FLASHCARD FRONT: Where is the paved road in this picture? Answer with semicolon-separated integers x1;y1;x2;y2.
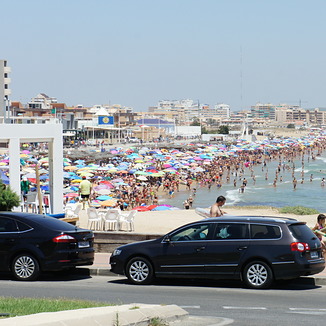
0;273;325;325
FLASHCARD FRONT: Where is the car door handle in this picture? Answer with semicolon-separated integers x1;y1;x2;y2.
238;246;248;251
195;246;206;252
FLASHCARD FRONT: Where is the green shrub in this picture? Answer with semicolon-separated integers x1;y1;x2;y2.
0;181;20;211
278;206;319;215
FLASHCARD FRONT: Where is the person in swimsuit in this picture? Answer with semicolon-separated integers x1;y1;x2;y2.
312;214;326;254
210;195;227;217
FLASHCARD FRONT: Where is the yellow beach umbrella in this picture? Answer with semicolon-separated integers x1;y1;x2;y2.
100;199;117;207
64;166;78;171
79;172;93;177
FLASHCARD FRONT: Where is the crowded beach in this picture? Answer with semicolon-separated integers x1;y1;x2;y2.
2;133;325;223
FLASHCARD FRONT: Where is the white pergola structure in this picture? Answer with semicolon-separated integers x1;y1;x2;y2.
1;123;63;214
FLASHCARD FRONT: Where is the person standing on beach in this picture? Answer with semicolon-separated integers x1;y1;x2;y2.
79;176;92;209
210;195;226;217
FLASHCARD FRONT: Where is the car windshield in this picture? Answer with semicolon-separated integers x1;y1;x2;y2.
289;224;316;241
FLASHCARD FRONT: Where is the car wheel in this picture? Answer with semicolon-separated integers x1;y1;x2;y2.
243;261;273;289
126;257;154;285
12;254;40;281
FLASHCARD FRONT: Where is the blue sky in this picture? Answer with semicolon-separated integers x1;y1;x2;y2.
1;0;325;111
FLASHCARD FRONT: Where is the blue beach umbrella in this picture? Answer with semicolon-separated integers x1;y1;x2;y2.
152;206;171;211
96;195;112;201
0;170;9;185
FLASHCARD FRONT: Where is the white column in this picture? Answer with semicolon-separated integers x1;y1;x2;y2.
8;137;21;213
8;137;21;198
48;131;64;214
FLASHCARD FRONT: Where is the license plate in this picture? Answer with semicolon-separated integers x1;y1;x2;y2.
310;251;318;259
78;241;90;248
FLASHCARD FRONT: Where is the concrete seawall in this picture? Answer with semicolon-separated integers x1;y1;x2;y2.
94;232;162;252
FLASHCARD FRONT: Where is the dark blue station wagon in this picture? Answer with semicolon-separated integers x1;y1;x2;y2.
110;216;325;288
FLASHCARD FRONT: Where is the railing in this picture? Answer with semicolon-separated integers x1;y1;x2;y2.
0;117;61;124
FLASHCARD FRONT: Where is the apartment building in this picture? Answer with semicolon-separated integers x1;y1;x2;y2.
251;103;276;120
275;107;326;125
201;103;230;121
28;93;58;110
0;60;11;117
150;99;200;124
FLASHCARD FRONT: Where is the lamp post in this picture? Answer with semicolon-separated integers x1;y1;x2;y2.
3;95;9;123
118;110;120;143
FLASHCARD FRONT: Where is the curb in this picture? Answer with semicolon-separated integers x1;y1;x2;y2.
0;304;188;326
83;267;326;286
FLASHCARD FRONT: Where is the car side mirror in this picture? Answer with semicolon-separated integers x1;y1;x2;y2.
163;235;171;243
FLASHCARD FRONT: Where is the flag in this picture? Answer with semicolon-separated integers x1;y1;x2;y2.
98;116;114;125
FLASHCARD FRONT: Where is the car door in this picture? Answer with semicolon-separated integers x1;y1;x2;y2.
0;216;19;270
204;222;250;277
155;222;214;276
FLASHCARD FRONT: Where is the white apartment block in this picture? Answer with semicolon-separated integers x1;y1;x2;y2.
28;93;58;110
201;103;230;121
156;99;199;123
0;59;11;117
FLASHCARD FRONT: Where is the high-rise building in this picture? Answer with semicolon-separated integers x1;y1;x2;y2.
0;60;11;117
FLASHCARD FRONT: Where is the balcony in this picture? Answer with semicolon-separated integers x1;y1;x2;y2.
4;89;11;96
3;67;11;73
4;78;11;84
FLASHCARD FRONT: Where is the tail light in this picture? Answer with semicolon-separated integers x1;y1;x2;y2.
291;242;310;252
53;234;76;243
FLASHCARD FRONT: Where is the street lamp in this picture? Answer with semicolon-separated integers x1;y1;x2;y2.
3;95;9;123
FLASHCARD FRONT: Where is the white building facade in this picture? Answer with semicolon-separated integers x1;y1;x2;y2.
0;59;11;118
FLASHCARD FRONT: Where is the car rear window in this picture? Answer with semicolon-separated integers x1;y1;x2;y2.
30;216;77;231
289;224;316;241
250;224;281;239
16;220;33;232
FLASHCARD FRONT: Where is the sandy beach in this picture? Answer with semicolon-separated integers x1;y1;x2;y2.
78;206;319;235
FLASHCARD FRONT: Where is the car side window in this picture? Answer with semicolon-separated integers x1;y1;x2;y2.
213;223;249;240
0;217;18;232
170;224;211;241
251;224;281;239
16;220;32;232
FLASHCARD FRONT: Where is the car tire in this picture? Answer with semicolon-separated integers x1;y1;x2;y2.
126;257;154;285
243;261;273;289
12;254;40;281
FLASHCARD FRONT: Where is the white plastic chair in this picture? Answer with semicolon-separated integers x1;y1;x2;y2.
65;204;82;219
87;207;103;230
102;209;120;231
24;192;38;213
119;210;137;232
42;193;52;214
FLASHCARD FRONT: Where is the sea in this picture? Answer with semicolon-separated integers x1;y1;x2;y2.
162;154;326;213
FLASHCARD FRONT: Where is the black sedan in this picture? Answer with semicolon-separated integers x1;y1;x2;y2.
0;212;94;281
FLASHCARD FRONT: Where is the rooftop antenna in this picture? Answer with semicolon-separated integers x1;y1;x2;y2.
240;45;243;111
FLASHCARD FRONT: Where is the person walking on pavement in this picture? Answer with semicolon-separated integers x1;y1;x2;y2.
79;176;92;209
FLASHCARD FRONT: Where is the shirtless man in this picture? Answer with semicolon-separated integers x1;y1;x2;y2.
210;195;227;217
